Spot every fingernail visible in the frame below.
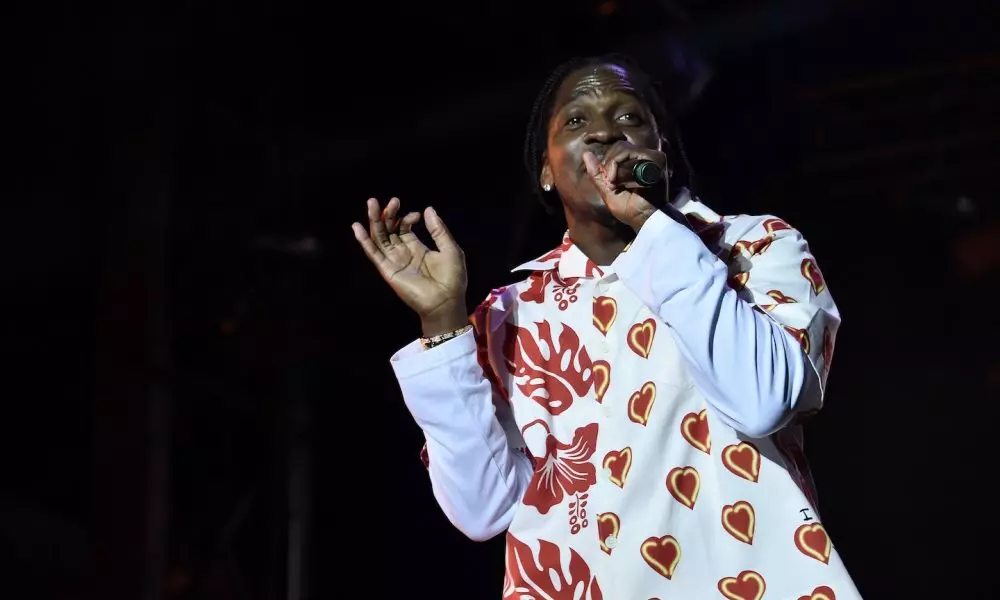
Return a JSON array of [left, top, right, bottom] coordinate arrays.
[[428, 206, 437, 217]]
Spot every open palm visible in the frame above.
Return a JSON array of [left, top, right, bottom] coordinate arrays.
[[352, 197, 467, 320]]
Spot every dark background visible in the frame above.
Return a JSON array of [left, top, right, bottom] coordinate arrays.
[[4, 0, 998, 597]]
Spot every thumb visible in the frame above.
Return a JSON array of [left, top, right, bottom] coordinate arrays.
[[424, 206, 460, 254], [582, 151, 617, 202]]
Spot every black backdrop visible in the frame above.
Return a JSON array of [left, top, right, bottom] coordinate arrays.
[[3, 0, 997, 597]]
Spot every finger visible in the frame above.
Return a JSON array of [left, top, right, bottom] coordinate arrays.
[[603, 142, 666, 186], [598, 141, 627, 184], [605, 157, 620, 185], [382, 197, 401, 233], [398, 212, 421, 236], [367, 198, 391, 247], [352, 222, 388, 268], [424, 206, 460, 254], [398, 212, 428, 253], [601, 141, 644, 169], [601, 142, 630, 185], [583, 151, 616, 198]]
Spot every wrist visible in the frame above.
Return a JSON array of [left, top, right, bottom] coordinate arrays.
[[420, 304, 469, 337], [630, 208, 657, 232]]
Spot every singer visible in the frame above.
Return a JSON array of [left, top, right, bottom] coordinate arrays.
[[352, 55, 861, 598]]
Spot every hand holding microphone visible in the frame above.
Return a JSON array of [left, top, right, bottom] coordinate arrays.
[[592, 141, 668, 189], [583, 141, 669, 232]]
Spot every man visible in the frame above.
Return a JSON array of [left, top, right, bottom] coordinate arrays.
[[352, 55, 861, 599]]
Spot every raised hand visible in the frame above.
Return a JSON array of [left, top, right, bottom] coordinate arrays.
[[583, 143, 665, 231], [352, 197, 469, 336]]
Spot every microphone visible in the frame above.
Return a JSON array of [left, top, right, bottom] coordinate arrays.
[[617, 159, 664, 188]]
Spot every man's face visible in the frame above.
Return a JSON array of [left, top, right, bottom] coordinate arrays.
[[541, 64, 662, 219]]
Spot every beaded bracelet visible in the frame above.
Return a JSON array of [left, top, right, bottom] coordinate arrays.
[[420, 324, 473, 350]]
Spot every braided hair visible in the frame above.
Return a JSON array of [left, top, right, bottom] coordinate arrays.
[[522, 53, 696, 215]]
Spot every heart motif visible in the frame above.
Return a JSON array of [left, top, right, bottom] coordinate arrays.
[[640, 535, 681, 580], [627, 319, 656, 359], [592, 360, 611, 404], [602, 447, 632, 488], [729, 271, 749, 291], [628, 382, 656, 426], [718, 570, 766, 600], [730, 239, 754, 257], [801, 257, 826, 294], [680, 409, 711, 454], [795, 523, 831, 564], [597, 512, 620, 555], [592, 296, 617, 336], [721, 501, 755, 544], [665, 466, 700, 509], [766, 289, 797, 305], [784, 325, 811, 354], [798, 586, 837, 600], [750, 235, 774, 255], [763, 217, 792, 233], [722, 442, 760, 483]]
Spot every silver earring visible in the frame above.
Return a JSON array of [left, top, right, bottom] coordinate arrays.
[[543, 184, 552, 192]]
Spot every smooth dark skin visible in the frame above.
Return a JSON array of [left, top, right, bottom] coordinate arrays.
[[353, 63, 671, 337]]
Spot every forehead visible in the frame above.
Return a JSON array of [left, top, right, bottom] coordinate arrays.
[[551, 64, 642, 112]]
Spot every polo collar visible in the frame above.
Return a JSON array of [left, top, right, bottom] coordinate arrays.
[[511, 188, 719, 280]]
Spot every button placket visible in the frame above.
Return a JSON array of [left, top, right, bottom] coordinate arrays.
[[587, 277, 618, 429], [592, 275, 623, 590]]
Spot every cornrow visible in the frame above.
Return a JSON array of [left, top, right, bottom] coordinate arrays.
[[522, 54, 696, 215]]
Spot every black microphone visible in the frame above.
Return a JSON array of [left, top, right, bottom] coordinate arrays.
[[616, 159, 664, 188]]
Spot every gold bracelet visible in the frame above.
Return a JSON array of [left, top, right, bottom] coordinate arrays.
[[420, 324, 473, 350]]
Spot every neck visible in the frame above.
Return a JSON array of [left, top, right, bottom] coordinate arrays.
[[564, 209, 636, 266]]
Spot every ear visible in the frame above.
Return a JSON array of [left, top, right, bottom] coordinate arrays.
[[539, 154, 554, 190]]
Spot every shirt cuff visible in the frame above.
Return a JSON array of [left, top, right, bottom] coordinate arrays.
[[390, 329, 477, 381]]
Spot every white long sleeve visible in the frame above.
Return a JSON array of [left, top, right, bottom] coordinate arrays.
[[390, 330, 532, 541], [613, 209, 836, 437]]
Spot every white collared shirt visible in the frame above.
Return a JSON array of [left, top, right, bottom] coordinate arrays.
[[390, 192, 861, 599]]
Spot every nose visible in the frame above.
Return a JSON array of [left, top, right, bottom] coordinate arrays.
[[582, 117, 625, 150]]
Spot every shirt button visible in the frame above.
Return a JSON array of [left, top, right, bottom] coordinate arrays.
[[604, 535, 618, 549], [596, 281, 608, 293], [599, 341, 610, 354]]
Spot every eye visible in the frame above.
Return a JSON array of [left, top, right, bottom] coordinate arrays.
[[566, 115, 585, 129], [617, 112, 641, 124]]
